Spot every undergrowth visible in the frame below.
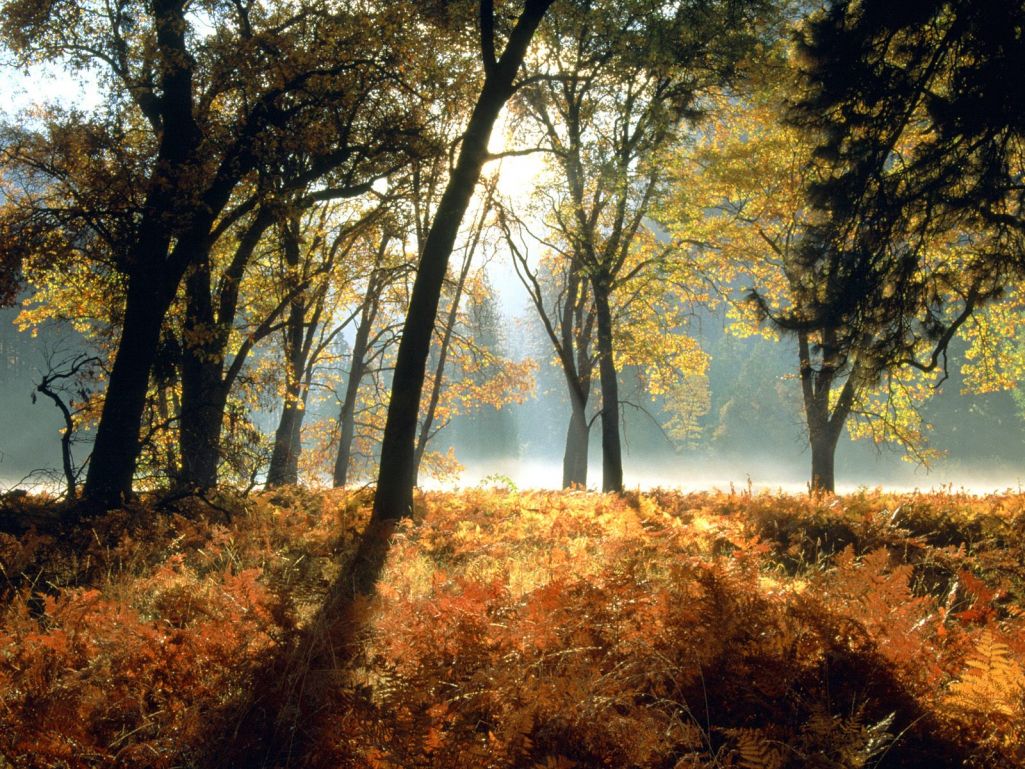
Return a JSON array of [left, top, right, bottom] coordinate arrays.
[[1, 487, 1023, 768]]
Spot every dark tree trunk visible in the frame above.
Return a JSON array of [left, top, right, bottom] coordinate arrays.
[[412, 232, 477, 485], [562, 393, 589, 487], [332, 387, 360, 488], [592, 277, 623, 493], [373, 0, 554, 521], [83, 0, 200, 509], [810, 429, 839, 494], [179, 258, 226, 489], [179, 209, 282, 489], [267, 395, 306, 487], [179, 376, 228, 489], [84, 274, 176, 508], [35, 369, 83, 500], [155, 383, 180, 480], [266, 213, 312, 488], [798, 330, 858, 495]]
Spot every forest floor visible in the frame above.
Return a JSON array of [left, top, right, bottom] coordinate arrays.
[[1, 486, 1024, 768]]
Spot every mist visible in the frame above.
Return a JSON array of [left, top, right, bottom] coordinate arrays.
[[4, 297, 1025, 497]]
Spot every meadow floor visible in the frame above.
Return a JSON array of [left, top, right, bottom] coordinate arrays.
[[1, 486, 1024, 768]]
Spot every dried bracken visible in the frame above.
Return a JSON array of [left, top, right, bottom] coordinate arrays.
[[1, 487, 1023, 768]]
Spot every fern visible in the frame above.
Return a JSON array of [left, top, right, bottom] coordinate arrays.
[[728, 729, 783, 769], [947, 629, 1025, 716]]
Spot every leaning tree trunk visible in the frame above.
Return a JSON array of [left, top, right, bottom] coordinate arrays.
[[84, 272, 176, 508], [412, 236, 476, 486], [373, 0, 554, 521], [591, 276, 623, 493], [332, 382, 361, 488]]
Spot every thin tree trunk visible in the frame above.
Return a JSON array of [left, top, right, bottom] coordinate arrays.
[[373, 0, 554, 521], [592, 276, 623, 493], [35, 377, 78, 499], [333, 320, 373, 487], [155, 384, 179, 480]]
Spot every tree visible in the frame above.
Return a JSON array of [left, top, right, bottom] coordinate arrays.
[[506, 0, 768, 492], [176, 146, 413, 491], [502, 214, 596, 486], [373, 0, 555, 521], [662, 44, 993, 490], [32, 349, 103, 499], [785, 0, 1025, 435], [263, 203, 377, 486], [0, 0, 424, 508], [332, 227, 410, 487]]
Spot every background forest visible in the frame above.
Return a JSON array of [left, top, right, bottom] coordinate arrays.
[[1, 0, 1024, 501]]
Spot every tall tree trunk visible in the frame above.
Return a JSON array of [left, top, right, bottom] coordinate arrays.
[[373, 0, 554, 521], [562, 391, 589, 487], [84, 274, 175, 507], [179, 258, 226, 489], [178, 211, 276, 489], [266, 212, 315, 488], [592, 276, 623, 493], [82, 0, 200, 508]]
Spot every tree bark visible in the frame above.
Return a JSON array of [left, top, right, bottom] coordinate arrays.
[[179, 257, 227, 489], [266, 396, 305, 487], [810, 428, 839, 494], [266, 219, 310, 488], [592, 276, 623, 493], [562, 392, 589, 487], [373, 0, 553, 521], [798, 330, 859, 494], [82, 0, 200, 508], [412, 223, 479, 484], [84, 273, 176, 507]]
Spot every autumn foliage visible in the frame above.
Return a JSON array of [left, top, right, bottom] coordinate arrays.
[[2, 487, 1025, 767]]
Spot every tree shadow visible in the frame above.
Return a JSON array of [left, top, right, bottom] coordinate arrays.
[[207, 513, 398, 769]]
